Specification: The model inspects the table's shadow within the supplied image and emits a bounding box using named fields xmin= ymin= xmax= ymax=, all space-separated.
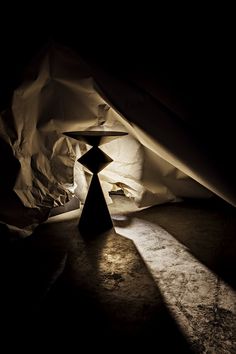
xmin=0 ymin=222 xmax=193 ymax=353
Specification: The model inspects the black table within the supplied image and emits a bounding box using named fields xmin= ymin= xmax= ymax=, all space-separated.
xmin=63 ymin=131 xmax=128 ymax=236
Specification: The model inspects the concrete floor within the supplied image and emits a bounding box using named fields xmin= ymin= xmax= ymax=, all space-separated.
xmin=0 ymin=196 xmax=235 ymax=353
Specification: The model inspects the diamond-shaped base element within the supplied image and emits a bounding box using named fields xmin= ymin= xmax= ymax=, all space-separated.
xmin=78 ymin=146 xmax=113 ymax=173
xmin=79 ymin=174 xmax=113 ymax=236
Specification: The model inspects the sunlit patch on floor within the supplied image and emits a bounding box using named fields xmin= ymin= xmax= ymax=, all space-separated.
xmin=115 ymin=217 xmax=236 ymax=353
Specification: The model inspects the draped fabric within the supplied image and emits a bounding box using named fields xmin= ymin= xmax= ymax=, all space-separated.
xmin=1 ymin=44 xmax=234 ymax=235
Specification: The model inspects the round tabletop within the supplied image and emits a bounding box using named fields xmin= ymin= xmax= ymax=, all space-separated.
xmin=63 ymin=131 xmax=128 ymax=146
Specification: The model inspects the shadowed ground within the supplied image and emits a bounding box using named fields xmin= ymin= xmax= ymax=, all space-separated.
xmin=0 ymin=195 xmax=235 ymax=353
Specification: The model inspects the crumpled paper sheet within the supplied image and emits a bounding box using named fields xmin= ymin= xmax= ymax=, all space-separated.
xmin=0 ymin=45 xmax=211 ymax=234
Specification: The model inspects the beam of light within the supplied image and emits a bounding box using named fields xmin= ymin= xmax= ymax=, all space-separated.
xmin=115 ymin=218 xmax=236 ymax=352
xmin=45 ymin=209 xmax=80 ymax=223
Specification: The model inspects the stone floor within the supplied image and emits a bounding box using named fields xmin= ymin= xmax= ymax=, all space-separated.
xmin=0 ymin=196 xmax=235 ymax=353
